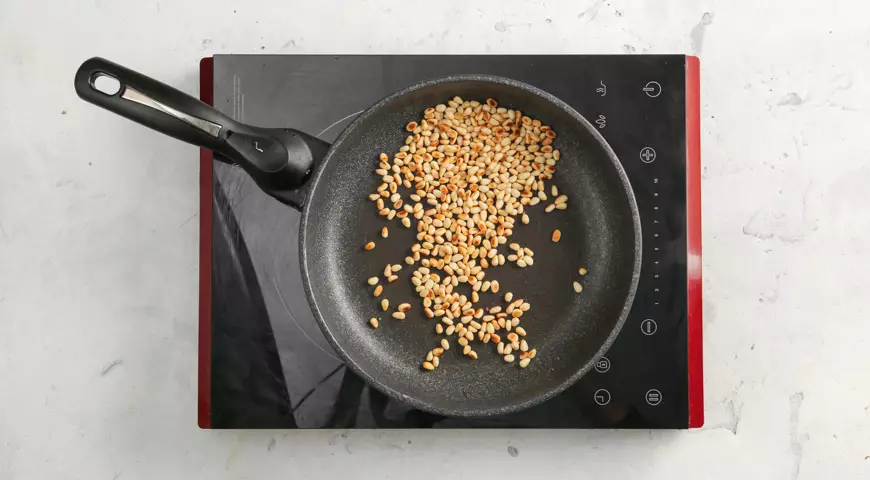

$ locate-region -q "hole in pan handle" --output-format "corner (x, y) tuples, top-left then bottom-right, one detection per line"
(73, 57), (328, 209)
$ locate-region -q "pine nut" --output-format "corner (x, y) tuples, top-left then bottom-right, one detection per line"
(504, 354), (515, 363)
(579, 267), (588, 275)
(519, 358), (531, 368)
(441, 339), (450, 350)
(573, 281), (583, 293)
(369, 317), (379, 328)
(422, 361), (435, 371)
(551, 229), (561, 242)
(367, 277), (379, 285)
(364, 96), (564, 369)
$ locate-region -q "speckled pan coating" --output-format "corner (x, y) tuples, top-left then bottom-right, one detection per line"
(300, 75), (641, 417)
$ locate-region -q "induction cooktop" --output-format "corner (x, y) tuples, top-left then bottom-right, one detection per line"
(196, 54), (702, 429)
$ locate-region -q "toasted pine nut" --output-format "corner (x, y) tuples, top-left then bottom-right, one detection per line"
(369, 317), (379, 328)
(364, 96), (561, 369)
(551, 229), (561, 242)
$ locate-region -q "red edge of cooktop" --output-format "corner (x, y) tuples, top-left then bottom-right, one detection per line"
(198, 56), (214, 429)
(195, 55), (704, 428)
(686, 56), (704, 428)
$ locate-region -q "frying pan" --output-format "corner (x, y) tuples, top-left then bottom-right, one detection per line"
(74, 57), (641, 417)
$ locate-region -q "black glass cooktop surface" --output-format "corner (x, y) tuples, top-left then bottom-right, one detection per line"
(201, 55), (697, 429)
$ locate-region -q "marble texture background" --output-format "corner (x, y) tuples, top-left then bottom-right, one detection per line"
(1, 0), (868, 478)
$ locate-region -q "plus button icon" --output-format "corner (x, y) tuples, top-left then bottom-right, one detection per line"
(640, 147), (656, 163)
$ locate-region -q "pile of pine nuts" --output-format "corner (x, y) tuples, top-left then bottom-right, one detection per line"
(365, 96), (568, 371)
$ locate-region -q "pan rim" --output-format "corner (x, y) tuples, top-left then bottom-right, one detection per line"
(300, 74), (642, 418)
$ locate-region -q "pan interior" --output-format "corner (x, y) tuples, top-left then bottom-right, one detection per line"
(302, 77), (639, 416)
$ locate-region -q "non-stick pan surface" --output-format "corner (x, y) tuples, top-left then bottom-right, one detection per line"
(300, 76), (640, 417)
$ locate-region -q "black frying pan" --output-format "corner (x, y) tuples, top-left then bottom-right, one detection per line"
(75, 57), (641, 417)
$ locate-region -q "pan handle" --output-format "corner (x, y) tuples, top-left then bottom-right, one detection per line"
(74, 57), (325, 206)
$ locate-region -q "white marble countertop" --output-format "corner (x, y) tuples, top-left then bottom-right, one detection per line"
(2, 0), (869, 478)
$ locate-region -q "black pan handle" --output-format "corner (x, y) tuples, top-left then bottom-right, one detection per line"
(74, 57), (327, 207)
